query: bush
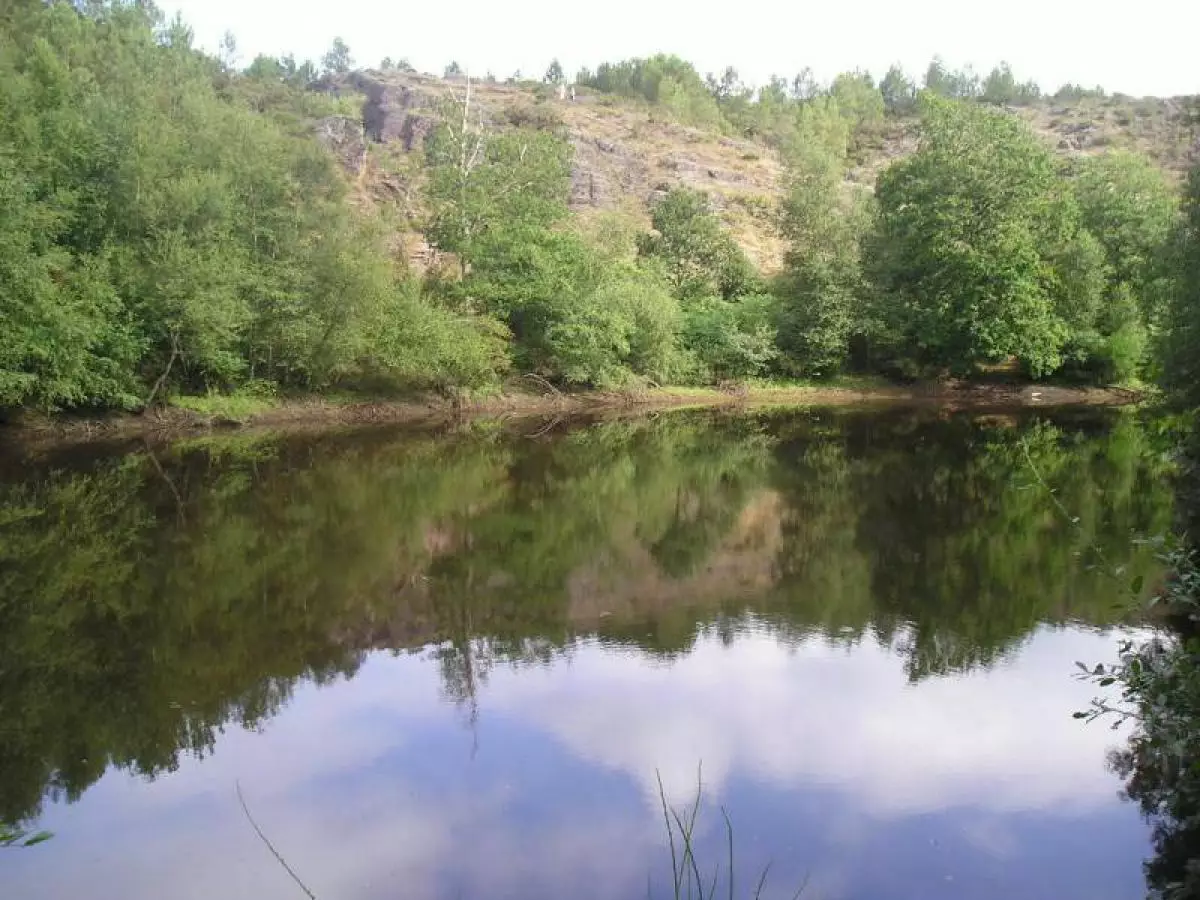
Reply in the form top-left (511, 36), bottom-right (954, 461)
top-left (465, 228), bottom-right (682, 388)
top-left (359, 281), bottom-right (510, 391)
top-left (681, 294), bottom-right (778, 381)
top-left (503, 101), bottom-right (564, 131)
top-left (577, 55), bottom-right (723, 128)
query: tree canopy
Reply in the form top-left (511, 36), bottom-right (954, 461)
top-left (870, 96), bottom-right (1071, 375)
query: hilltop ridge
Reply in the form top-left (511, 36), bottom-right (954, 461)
top-left (323, 68), bottom-right (1200, 273)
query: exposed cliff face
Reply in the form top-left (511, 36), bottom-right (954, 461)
top-left (315, 115), bottom-right (368, 174)
top-left (330, 70), bottom-right (1199, 275)
top-left (350, 71), bottom-right (441, 150)
top-left (331, 70), bottom-right (788, 271)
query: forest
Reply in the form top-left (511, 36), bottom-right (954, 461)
top-left (2, 0), bottom-right (1198, 415)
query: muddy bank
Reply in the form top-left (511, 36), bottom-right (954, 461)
top-left (2, 381), bottom-right (1146, 448)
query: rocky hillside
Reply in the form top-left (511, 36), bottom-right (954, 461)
top-left (321, 70), bottom-right (1200, 275)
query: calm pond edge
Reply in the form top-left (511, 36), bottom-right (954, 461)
top-left (2, 381), bottom-right (1146, 447)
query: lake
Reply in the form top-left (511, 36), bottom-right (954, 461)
top-left (0, 406), bottom-right (1172, 900)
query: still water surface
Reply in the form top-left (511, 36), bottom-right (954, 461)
top-left (0, 407), bottom-right (1173, 899)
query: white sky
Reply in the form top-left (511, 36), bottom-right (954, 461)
top-left (161, 0), bottom-right (1199, 97)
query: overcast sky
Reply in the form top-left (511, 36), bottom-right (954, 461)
top-left (159, 0), bottom-right (1198, 97)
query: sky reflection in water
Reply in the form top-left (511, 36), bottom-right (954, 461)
top-left (6, 625), bottom-right (1146, 900)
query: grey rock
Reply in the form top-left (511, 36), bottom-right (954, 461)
top-left (315, 116), bottom-right (367, 174)
top-left (350, 73), bottom-right (446, 151)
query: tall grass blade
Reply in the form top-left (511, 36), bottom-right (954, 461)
top-left (236, 781), bottom-right (318, 900)
top-left (752, 862), bottom-right (773, 900)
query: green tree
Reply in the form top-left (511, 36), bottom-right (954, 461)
top-left (577, 55), bottom-right (723, 128)
top-left (425, 105), bottom-right (572, 272)
top-left (681, 294), bottom-right (778, 380)
top-left (829, 70), bottom-right (885, 135)
top-left (774, 109), bottom-right (872, 375)
top-left (790, 68), bottom-right (819, 102)
top-left (544, 58), bottom-right (564, 84)
top-left (463, 229), bottom-right (683, 386)
top-left (981, 62), bottom-right (1041, 106)
top-left (1164, 164), bottom-right (1200, 409)
top-left (924, 57), bottom-right (980, 99)
top-left (706, 66), bottom-right (744, 101)
top-left (0, 2), bottom-right (500, 411)
top-left (1071, 151), bottom-right (1179, 323)
top-left (636, 187), bottom-right (757, 301)
top-left (880, 64), bottom-right (917, 114)
top-left (869, 95), bottom-right (1070, 375)
top-left (321, 37), bottom-right (352, 76)
top-left (1054, 83), bottom-right (1106, 102)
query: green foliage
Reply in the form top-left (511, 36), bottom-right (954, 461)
top-left (320, 37), bottom-right (352, 76)
top-left (1, 8), bottom-right (1185, 408)
top-left (1070, 151), bottom-right (1179, 323)
top-left (577, 55), bottom-right (723, 128)
top-left (544, 59), bottom-right (564, 84)
top-left (464, 228), bottom-right (683, 386)
top-left (502, 100), bottom-right (564, 130)
top-left (172, 387), bottom-right (276, 420)
top-left (680, 294), bottom-right (778, 381)
top-left (1164, 164), bottom-right (1200, 409)
top-left (775, 129), bottom-right (873, 376)
top-left (923, 57), bottom-right (981, 99)
top-left (880, 64), bottom-right (917, 115)
top-left (869, 96), bottom-right (1070, 376)
top-left (244, 53), bottom-right (317, 89)
top-left (0, 822), bottom-right (52, 848)
top-left (425, 117), bottom-right (572, 268)
top-left (0, 1), bottom-right (503, 412)
top-left (980, 62), bottom-right (1041, 106)
top-left (361, 281), bottom-right (511, 391)
top-left (1054, 83), bottom-right (1107, 102)
top-left (637, 188), bottom-right (758, 301)
top-left (422, 106), bottom-right (674, 386)
top-left (1080, 544), bottom-right (1200, 900)
top-left (828, 70), bottom-right (885, 135)
top-left (1045, 211), bottom-right (1157, 386)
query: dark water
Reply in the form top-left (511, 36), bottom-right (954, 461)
top-left (0, 407), bottom-right (1175, 900)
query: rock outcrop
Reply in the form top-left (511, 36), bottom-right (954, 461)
top-left (314, 116), bottom-right (367, 174)
top-left (350, 71), bottom-right (447, 151)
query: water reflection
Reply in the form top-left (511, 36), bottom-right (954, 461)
top-left (0, 407), bottom-right (1173, 899)
top-left (1, 629), bottom-right (1150, 900)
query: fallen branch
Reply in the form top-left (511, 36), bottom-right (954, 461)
top-left (523, 372), bottom-right (564, 399)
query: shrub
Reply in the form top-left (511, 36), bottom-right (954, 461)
top-left (503, 101), bottom-right (564, 131)
top-left (681, 294), bottom-right (778, 381)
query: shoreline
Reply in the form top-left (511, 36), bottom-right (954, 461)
top-left (2, 381), bottom-right (1146, 447)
